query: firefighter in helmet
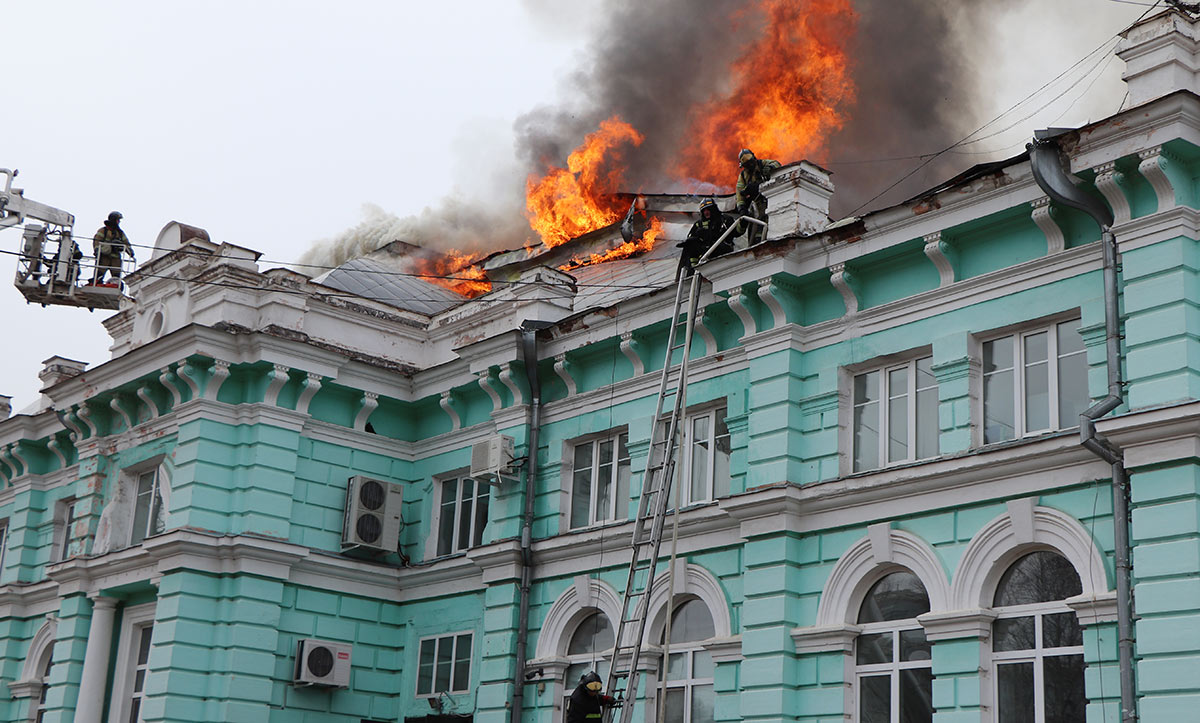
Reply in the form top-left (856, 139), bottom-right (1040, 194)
top-left (566, 671), bottom-right (619, 723)
top-left (734, 148), bottom-right (781, 244)
top-left (91, 211), bottom-right (134, 285)
top-left (678, 197), bottom-right (740, 271)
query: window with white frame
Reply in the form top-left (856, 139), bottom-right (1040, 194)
top-left (853, 356), bottom-right (939, 472)
top-left (681, 407), bottom-right (730, 505)
top-left (991, 551), bottom-right (1086, 723)
top-left (854, 570), bottom-right (933, 723)
top-left (108, 602), bottom-right (155, 723)
top-left (562, 613), bottom-right (614, 719)
top-left (982, 319), bottom-right (1087, 444)
top-left (569, 432), bottom-right (631, 529)
top-left (33, 651), bottom-right (52, 723)
top-left (55, 500), bottom-right (77, 562)
top-left (130, 469), bottom-right (165, 546)
top-left (436, 476), bottom-right (489, 556)
top-left (660, 598), bottom-right (716, 723)
top-left (416, 632), bottom-right (472, 696)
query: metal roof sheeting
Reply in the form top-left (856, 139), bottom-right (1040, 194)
top-left (315, 257), bottom-right (464, 316)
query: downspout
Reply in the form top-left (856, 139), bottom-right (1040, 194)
top-left (1029, 133), bottom-right (1136, 723)
top-left (512, 320), bottom-right (552, 723)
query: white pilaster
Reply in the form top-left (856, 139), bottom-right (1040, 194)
top-left (75, 595), bottom-right (119, 723)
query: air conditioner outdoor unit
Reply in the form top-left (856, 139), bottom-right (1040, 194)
top-left (470, 435), bottom-right (516, 484)
top-left (342, 476), bottom-right (403, 552)
top-left (294, 638), bottom-right (352, 687)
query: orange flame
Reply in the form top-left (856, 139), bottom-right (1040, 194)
top-left (412, 250), bottom-right (492, 298)
top-left (526, 117), bottom-right (644, 248)
top-left (673, 0), bottom-right (856, 182)
top-left (559, 216), bottom-right (664, 272)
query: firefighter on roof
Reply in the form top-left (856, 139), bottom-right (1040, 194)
top-left (678, 197), bottom-right (740, 271)
top-left (91, 211), bottom-right (134, 285)
top-left (735, 148), bottom-right (781, 244)
top-left (566, 671), bottom-right (619, 723)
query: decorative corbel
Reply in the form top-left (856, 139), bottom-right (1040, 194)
top-left (76, 404), bottom-right (99, 439)
top-left (694, 308), bottom-right (718, 357)
top-left (499, 362), bottom-right (525, 406)
top-left (109, 395), bottom-right (135, 431)
top-left (620, 332), bottom-right (646, 376)
top-left (203, 360), bottom-right (232, 402)
top-left (478, 370), bottom-right (503, 412)
top-left (59, 409), bottom-right (84, 443)
top-left (176, 361), bottom-right (202, 399)
top-left (554, 354), bottom-right (577, 397)
top-left (1138, 145), bottom-right (1190, 213)
top-left (355, 392), bottom-right (379, 432)
top-left (136, 384), bottom-right (159, 421)
top-left (8, 443), bottom-right (29, 478)
top-left (261, 363), bottom-right (288, 406)
top-left (159, 366), bottom-right (183, 408)
top-left (756, 276), bottom-right (798, 329)
top-left (922, 231), bottom-right (958, 286)
top-left (296, 373), bottom-right (322, 415)
top-left (1029, 199), bottom-right (1066, 256)
top-left (47, 435), bottom-right (69, 469)
top-left (438, 390), bottom-right (460, 431)
top-left (1092, 162), bottom-right (1131, 225)
top-left (726, 286), bottom-right (757, 337)
top-left (0, 446), bottom-right (17, 480)
top-left (829, 262), bottom-right (860, 316)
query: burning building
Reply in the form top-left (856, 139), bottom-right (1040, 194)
top-left (4, 8), bottom-right (1200, 723)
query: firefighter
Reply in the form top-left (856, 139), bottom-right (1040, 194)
top-left (565, 671), bottom-right (619, 723)
top-left (735, 148), bottom-right (781, 244)
top-left (678, 197), bottom-right (740, 271)
top-left (91, 211), bottom-right (134, 285)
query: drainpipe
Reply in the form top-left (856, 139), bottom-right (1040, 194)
top-left (512, 320), bottom-right (553, 723)
top-left (1029, 133), bottom-right (1136, 723)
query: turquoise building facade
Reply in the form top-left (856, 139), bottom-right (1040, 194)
top-left (3, 10), bottom-right (1200, 723)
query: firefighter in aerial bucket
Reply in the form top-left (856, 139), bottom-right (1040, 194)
top-left (678, 197), bottom-right (740, 272)
top-left (735, 148), bottom-right (781, 245)
top-left (566, 671), bottom-right (620, 723)
top-left (91, 211), bottom-right (134, 285)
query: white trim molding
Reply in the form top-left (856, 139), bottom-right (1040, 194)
top-left (533, 576), bottom-right (623, 659)
top-left (8, 617), bottom-right (57, 700)
top-left (949, 503), bottom-right (1111, 610)
top-left (810, 528), bottom-right (951, 629)
top-left (643, 563), bottom-right (733, 645)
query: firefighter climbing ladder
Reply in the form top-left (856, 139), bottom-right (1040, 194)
top-left (603, 216), bottom-right (765, 723)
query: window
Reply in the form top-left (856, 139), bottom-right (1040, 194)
top-left (562, 613), bottom-right (614, 718)
top-left (107, 602), bottom-right (155, 723)
top-left (33, 652), bottom-right (52, 723)
top-left (416, 632), bottom-right (472, 696)
top-left (853, 356), bottom-right (938, 472)
top-left (660, 599), bottom-right (716, 723)
top-left (130, 470), bottom-right (165, 545)
top-left (983, 319), bottom-right (1087, 444)
top-left (991, 551), bottom-right (1086, 723)
top-left (436, 477), bottom-right (489, 556)
top-left (569, 432), bottom-right (631, 529)
top-left (855, 571), bottom-right (933, 723)
top-left (681, 408), bottom-right (730, 505)
top-left (55, 500), bottom-right (77, 562)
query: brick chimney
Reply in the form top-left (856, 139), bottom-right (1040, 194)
top-left (761, 160), bottom-right (834, 239)
top-left (39, 356), bottom-right (87, 391)
top-left (1118, 9), bottom-right (1200, 107)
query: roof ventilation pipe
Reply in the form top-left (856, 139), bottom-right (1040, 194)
top-left (1029, 131), bottom-right (1135, 723)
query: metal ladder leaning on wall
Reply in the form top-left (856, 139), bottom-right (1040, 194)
top-left (603, 216), bottom-right (765, 723)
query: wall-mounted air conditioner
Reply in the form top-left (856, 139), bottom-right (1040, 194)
top-left (470, 435), bottom-right (516, 485)
top-left (342, 476), bottom-right (403, 552)
top-left (294, 638), bottom-right (352, 687)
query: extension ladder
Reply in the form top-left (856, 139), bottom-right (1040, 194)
top-left (603, 216), bottom-right (763, 722)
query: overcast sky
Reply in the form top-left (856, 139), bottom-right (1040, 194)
top-left (1, 1), bottom-right (1149, 412)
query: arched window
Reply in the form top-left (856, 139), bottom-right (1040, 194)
top-left (855, 570), bottom-right (933, 723)
top-left (562, 612), bottom-right (614, 716)
top-left (660, 598), bottom-right (716, 723)
top-left (991, 551), bottom-right (1086, 723)
top-left (33, 650), bottom-right (52, 723)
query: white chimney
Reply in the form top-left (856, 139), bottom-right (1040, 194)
top-left (1118, 9), bottom-right (1200, 107)
top-left (39, 356), bottom-right (87, 391)
top-left (0, 395), bottom-right (10, 419)
top-left (762, 160), bottom-right (834, 239)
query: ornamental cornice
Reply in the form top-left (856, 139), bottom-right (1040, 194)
top-left (1093, 399), bottom-right (1200, 470)
top-left (791, 623), bottom-right (860, 654)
